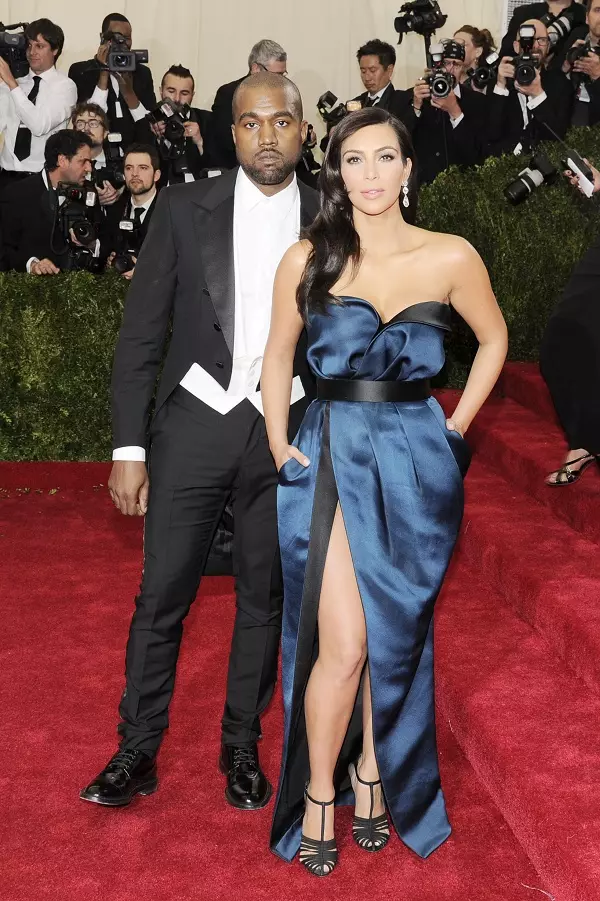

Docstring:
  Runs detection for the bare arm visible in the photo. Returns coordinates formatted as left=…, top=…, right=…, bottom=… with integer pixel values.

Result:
left=444, top=238, right=508, bottom=435
left=261, top=241, right=311, bottom=471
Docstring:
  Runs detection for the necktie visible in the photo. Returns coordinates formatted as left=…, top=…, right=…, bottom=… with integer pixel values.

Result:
left=14, top=76, right=41, bottom=162
left=365, top=96, right=377, bottom=108
left=132, top=207, right=144, bottom=227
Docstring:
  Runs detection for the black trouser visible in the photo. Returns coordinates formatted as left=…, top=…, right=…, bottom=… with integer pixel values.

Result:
left=117, top=387, right=283, bottom=753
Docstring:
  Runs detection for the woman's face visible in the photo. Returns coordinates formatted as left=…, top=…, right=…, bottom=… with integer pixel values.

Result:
left=454, top=31, right=482, bottom=73
left=340, top=123, right=411, bottom=217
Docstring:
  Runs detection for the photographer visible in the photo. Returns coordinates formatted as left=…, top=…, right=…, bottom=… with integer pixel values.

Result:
left=500, top=1, right=587, bottom=69
left=135, top=65, right=214, bottom=187
left=454, top=25, right=498, bottom=94
left=0, top=129, right=95, bottom=273
left=406, top=40, right=488, bottom=185
left=354, top=39, right=412, bottom=123
left=0, top=19, right=76, bottom=191
left=71, top=102, right=124, bottom=206
left=488, top=19, right=574, bottom=157
left=562, top=0, right=600, bottom=125
left=211, top=39, right=287, bottom=168
left=106, top=144, right=161, bottom=281
left=68, top=13, right=155, bottom=147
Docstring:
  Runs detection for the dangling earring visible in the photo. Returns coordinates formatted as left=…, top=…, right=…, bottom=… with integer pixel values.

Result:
left=402, top=181, right=410, bottom=208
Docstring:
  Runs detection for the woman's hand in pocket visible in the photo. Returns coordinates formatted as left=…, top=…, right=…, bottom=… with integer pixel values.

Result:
left=274, top=444, right=311, bottom=472
left=445, top=418, right=465, bottom=438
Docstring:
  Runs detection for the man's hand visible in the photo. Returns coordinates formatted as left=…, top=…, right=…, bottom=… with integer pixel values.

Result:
left=97, top=182, right=124, bottom=205
left=497, top=56, right=516, bottom=89
left=565, top=157, right=600, bottom=194
left=150, top=120, right=167, bottom=138
left=115, top=72, right=140, bottom=110
left=515, top=66, right=544, bottom=99
left=108, top=461, right=149, bottom=515
left=30, top=258, right=60, bottom=276
left=0, top=56, right=18, bottom=90
left=431, top=92, right=462, bottom=119
left=573, top=51, right=600, bottom=82
left=563, top=39, right=585, bottom=73
left=412, top=76, right=431, bottom=110
left=97, top=41, right=110, bottom=67
left=123, top=257, right=137, bottom=280
left=184, top=120, right=203, bottom=149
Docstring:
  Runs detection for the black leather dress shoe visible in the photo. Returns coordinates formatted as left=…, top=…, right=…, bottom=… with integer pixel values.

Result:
left=80, top=748, right=158, bottom=807
left=219, top=741, right=272, bottom=810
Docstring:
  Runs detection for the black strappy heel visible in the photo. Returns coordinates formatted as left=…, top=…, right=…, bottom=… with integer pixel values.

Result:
left=299, top=786, right=338, bottom=877
left=545, top=453, right=600, bottom=487
left=349, top=761, right=390, bottom=853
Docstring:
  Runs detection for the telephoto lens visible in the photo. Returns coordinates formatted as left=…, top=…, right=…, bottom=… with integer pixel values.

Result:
left=504, top=152, right=558, bottom=204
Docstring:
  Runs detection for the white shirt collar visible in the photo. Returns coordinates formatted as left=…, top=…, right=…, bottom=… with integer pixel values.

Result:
left=26, top=66, right=57, bottom=83
left=454, top=83, right=462, bottom=99
left=235, top=167, right=299, bottom=216
left=368, top=84, right=390, bottom=101
left=131, top=187, right=157, bottom=212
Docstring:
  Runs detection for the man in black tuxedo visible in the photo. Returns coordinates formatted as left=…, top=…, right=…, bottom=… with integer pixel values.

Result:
left=211, top=39, right=287, bottom=169
left=80, top=72, right=319, bottom=811
left=405, top=40, right=488, bottom=185
left=563, top=0, right=600, bottom=126
left=134, top=65, right=216, bottom=187
left=354, top=39, right=412, bottom=124
left=0, top=129, right=94, bottom=273
left=488, top=19, right=574, bottom=157
left=68, top=13, right=155, bottom=148
left=500, top=0, right=587, bottom=68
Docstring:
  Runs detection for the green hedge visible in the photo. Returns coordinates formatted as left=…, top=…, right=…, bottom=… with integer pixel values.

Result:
left=2, top=128, right=600, bottom=461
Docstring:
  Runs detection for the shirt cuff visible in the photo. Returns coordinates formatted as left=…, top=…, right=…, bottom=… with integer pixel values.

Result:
left=527, top=91, right=547, bottom=109
left=450, top=112, right=465, bottom=128
left=26, top=256, right=39, bottom=273
left=412, top=105, right=422, bottom=117
left=130, top=104, right=149, bottom=123
left=494, top=85, right=510, bottom=96
left=90, top=86, right=109, bottom=111
left=112, top=446, right=146, bottom=462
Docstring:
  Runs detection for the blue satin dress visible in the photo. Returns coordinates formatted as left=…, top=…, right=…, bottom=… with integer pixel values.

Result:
left=270, top=297, right=471, bottom=862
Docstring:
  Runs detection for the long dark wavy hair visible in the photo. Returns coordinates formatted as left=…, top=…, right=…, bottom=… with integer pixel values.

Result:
left=297, top=107, right=417, bottom=319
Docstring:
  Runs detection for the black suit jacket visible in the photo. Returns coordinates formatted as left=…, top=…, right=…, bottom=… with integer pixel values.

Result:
left=211, top=77, right=245, bottom=169
left=403, top=87, right=488, bottom=185
left=486, top=69, right=574, bottom=156
left=500, top=1, right=587, bottom=68
left=134, top=108, right=217, bottom=188
left=104, top=191, right=159, bottom=257
left=0, top=173, right=59, bottom=271
left=68, top=58, right=156, bottom=146
left=354, top=84, right=413, bottom=127
left=111, top=169, right=320, bottom=451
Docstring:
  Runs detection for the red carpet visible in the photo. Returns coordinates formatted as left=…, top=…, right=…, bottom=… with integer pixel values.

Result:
left=1, top=363, right=598, bottom=901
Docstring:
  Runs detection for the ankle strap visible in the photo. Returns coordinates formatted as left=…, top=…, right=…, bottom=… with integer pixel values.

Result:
left=354, top=766, right=381, bottom=788
left=305, top=788, right=335, bottom=808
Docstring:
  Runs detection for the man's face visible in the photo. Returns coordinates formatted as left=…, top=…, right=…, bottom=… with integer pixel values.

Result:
left=161, top=74, right=194, bottom=107
left=73, top=111, right=108, bottom=149
left=514, top=20, right=550, bottom=64
left=60, top=146, right=93, bottom=185
left=250, top=58, right=287, bottom=76
left=105, top=20, right=132, bottom=50
left=359, top=55, right=394, bottom=94
left=232, top=84, right=306, bottom=188
left=26, top=34, right=57, bottom=74
left=588, top=3, right=600, bottom=41
left=124, top=153, right=158, bottom=195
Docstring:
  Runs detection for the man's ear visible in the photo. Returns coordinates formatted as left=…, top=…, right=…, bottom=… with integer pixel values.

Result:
left=154, top=169, right=161, bottom=185
left=300, top=120, right=308, bottom=144
left=231, top=123, right=237, bottom=146
left=513, top=39, right=520, bottom=56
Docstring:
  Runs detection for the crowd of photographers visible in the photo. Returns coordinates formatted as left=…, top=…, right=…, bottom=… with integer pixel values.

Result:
left=1, top=1, right=599, bottom=277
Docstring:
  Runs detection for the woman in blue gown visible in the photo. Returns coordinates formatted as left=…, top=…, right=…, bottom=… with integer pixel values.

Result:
left=261, top=107, right=508, bottom=877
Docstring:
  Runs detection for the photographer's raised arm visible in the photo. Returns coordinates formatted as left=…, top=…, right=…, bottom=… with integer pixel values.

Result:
left=111, top=188, right=178, bottom=452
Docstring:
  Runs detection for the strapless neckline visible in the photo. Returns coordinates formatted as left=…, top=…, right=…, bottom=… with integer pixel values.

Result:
left=337, top=297, right=451, bottom=328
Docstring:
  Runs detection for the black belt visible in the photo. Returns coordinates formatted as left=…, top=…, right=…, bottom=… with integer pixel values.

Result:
left=317, top=378, right=430, bottom=402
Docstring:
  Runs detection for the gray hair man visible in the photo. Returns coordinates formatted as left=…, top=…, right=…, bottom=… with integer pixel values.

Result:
left=211, top=39, right=288, bottom=167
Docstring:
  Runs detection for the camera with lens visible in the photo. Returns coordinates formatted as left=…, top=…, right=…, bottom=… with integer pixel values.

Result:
left=0, top=22, right=29, bottom=78
left=103, top=30, right=148, bottom=73
left=147, top=98, right=189, bottom=157
left=112, top=218, right=144, bottom=274
left=504, top=151, right=558, bottom=204
left=512, top=24, right=540, bottom=87
left=316, top=92, right=362, bottom=128
left=424, top=41, right=463, bottom=99
left=53, top=183, right=102, bottom=271
left=468, top=51, right=501, bottom=90
left=566, top=39, right=600, bottom=84
left=394, top=0, right=447, bottom=44
left=90, top=132, right=125, bottom=190
left=541, top=5, right=579, bottom=49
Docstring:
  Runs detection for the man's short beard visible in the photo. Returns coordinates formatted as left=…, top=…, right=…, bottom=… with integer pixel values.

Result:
left=128, top=183, right=153, bottom=196
left=242, top=155, right=300, bottom=186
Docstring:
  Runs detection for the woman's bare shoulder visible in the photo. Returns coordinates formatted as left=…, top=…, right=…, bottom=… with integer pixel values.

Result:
left=415, top=227, right=480, bottom=266
left=279, top=238, right=313, bottom=273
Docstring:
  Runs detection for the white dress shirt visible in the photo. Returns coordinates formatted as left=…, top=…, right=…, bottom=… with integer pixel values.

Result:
left=113, top=169, right=304, bottom=462
left=90, top=75, right=148, bottom=123
left=493, top=82, right=548, bottom=153
left=129, top=188, right=157, bottom=223
left=366, top=85, right=390, bottom=105
left=0, top=67, right=77, bottom=172
left=412, top=83, right=465, bottom=128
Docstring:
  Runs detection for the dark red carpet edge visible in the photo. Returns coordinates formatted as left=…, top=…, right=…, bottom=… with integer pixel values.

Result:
left=0, top=468, right=546, bottom=901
